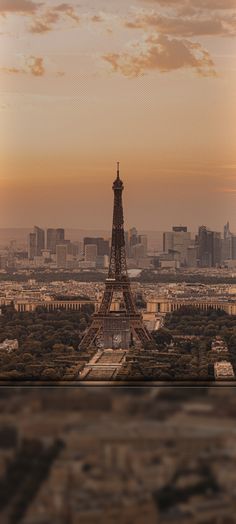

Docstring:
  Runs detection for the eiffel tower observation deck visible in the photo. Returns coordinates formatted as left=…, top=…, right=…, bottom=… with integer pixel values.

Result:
left=79, top=163, right=153, bottom=350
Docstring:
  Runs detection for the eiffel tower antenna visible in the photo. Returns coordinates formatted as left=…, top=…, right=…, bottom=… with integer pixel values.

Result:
left=117, top=161, right=120, bottom=179
left=79, top=163, right=153, bottom=350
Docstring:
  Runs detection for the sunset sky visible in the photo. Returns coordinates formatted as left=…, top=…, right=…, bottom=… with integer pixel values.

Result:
left=0, top=0, right=236, bottom=232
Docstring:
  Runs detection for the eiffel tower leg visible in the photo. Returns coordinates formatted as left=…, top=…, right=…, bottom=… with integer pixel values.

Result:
left=98, top=289, right=113, bottom=315
left=123, top=287, right=137, bottom=315
left=131, top=324, right=153, bottom=347
left=79, top=319, right=102, bottom=350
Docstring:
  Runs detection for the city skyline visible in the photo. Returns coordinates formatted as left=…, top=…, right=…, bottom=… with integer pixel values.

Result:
left=1, top=155, right=236, bottom=383
left=0, top=0, right=236, bottom=230
left=1, top=218, right=236, bottom=271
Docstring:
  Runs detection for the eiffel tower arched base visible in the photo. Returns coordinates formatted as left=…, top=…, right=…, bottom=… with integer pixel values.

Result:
left=79, top=312, right=153, bottom=351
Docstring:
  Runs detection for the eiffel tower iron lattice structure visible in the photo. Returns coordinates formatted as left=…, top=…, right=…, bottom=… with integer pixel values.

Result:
left=79, top=163, right=153, bottom=350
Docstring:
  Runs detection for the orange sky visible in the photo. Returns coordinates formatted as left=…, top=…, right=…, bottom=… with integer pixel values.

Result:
left=0, top=0, right=236, bottom=231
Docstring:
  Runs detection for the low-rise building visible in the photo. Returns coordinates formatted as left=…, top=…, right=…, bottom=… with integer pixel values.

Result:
left=0, top=339, right=19, bottom=353
left=214, top=361, right=235, bottom=380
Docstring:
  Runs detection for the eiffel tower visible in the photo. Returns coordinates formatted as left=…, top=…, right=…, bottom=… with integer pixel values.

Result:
left=79, top=163, right=153, bottom=350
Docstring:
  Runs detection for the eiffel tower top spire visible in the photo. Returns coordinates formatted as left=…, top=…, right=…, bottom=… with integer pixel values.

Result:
left=113, top=161, right=123, bottom=191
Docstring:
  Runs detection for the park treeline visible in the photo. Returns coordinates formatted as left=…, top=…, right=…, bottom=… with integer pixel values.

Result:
left=0, top=305, right=236, bottom=381
left=1, top=269, right=236, bottom=285
left=149, top=307, right=236, bottom=381
left=0, top=305, right=94, bottom=352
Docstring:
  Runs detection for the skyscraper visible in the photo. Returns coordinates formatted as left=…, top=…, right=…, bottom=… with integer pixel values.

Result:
left=56, top=244, right=68, bottom=268
left=125, top=228, right=148, bottom=259
left=221, top=222, right=236, bottom=262
left=34, top=226, right=45, bottom=256
left=28, top=226, right=45, bottom=260
left=83, top=237, right=109, bottom=256
left=163, top=226, right=192, bottom=266
left=28, top=232, right=37, bottom=260
left=47, top=228, right=65, bottom=254
left=232, top=237, right=236, bottom=260
left=84, top=244, right=97, bottom=262
left=198, top=226, right=221, bottom=267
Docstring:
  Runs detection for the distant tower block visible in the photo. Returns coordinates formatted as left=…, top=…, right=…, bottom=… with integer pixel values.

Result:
left=79, top=163, right=154, bottom=350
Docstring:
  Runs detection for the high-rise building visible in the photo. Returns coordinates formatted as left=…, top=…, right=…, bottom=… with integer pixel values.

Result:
left=232, top=236, right=236, bottom=259
left=67, top=242, right=79, bottom=257
left=28, top=232, right=37, bottom=259
left=163, top=226, right=192, bottom=266
left=47, top=228, right=65, bottom=254
left=125, top=228, right=148, bottom=259
left=224, top=221, right=231, bottom=240
left=34, top=226, right=45, bottom=256
left=132, top=243, right=146, bottom=259
left=85, top=244, right=98, bottom=262
left=84, top=237, right=109, bottom=257
left=212, top=232, right=221, bottom=266
left=172, top=226, right=188, bottom=233
left=96, top=255, right=109, bottom=269
left=56, top=244, right=68, bottom=268
left=198, top=226, right=209, bottom=267
left=0, top=255, right=7, bottom=270
left=128, top=227, right=138, bottom=247
left=138, top=234, right=148, bottom=256
left=222, top=222, right=236, bottom=262
left=197, top=226, right=221, bottom=267
left=186, top=245, right=198, bottom=267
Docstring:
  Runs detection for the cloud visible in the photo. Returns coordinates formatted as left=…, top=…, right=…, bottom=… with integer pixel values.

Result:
left=141, top=0, right=236, bottom=9
left=0, top=0, right=80, bottom=32
left=30, top=10, right=60, bottom=33
left=54, top=3, right=80, bottom=22
left=1, top=56, right=45, bottom=76
left=29, top=19, right=52, bottom=33
left=26, top=55, right=44, bottom=75
left=0, top=0, right=41, bottom=15
left=125, top=12, right=235, bottom=37
left=91, top=14, right=104, bottom=23
left=1, top=66, right=22, bottom=73
left=0, top=56, right=66, bottom=77
left=219, top=188, right=236, bottom=193
left=29, top=3, right=80, bottom=33
left=122, top=4, right=236, bottom=77
left=103, top=34, right=217, bottom=77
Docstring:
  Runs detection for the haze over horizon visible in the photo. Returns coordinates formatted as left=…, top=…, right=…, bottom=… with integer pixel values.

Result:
left=0, top=0, right=235, bottom=231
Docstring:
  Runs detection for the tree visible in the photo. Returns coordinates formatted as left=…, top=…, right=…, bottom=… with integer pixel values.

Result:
left=22, top=353, right=34, bottom=363
left=152, top=329, right=173, bottom=347
left=41, top=368, right=61, bottom=381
